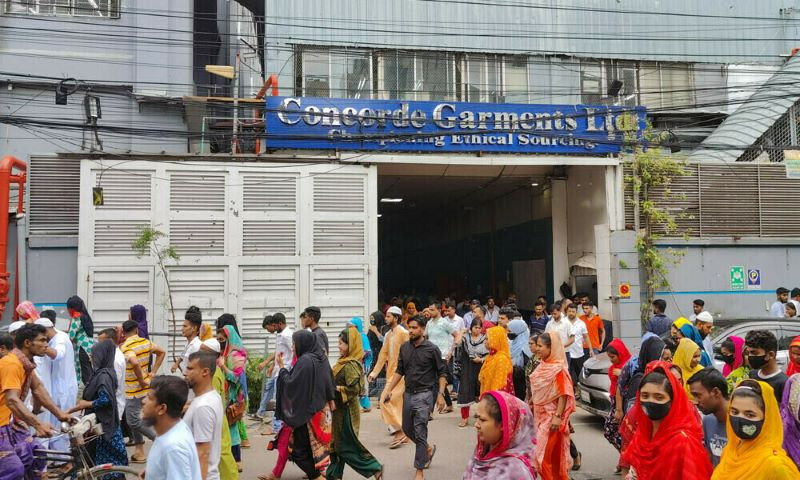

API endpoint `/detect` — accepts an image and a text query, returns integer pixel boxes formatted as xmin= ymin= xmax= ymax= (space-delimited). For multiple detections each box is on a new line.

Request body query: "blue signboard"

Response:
xmin=265 ymin=96 xmax=646 ymax=155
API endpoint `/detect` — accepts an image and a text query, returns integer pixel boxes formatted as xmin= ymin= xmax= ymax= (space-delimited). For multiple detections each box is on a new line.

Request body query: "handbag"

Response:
xmin=226 ymin=401 xmax=245 ymax=424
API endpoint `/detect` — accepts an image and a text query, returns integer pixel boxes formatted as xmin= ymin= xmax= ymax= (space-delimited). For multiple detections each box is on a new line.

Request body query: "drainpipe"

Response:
xmin=0 ymin=156 xmax=27 ymax=320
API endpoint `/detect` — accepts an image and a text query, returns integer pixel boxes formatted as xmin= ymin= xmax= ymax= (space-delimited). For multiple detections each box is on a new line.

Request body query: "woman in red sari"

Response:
xmin=529 ymin=331 xmax=575 ymax=480
xmin=621 ymin=360 xmax=713 ymax=480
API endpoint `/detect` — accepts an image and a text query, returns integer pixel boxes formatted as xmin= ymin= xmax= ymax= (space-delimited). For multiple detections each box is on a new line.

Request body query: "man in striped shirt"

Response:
xmin=121 ymin=319 xmax=166 ymax=463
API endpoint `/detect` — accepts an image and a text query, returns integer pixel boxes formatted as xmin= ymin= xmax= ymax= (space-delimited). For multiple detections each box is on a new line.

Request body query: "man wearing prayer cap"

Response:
xmin=695 ymin=310 xmax=715 ymax=365
xmin=7 ymin=321 xmax=24 ymax=338
xmin=36 ymin=315 xmax=76 ymax=452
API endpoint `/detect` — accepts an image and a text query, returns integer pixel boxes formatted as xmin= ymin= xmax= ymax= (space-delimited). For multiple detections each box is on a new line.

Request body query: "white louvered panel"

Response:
xmin=758 ymin=164 xmax=800 ymax=237
xmin=29 ymin=156 xmax=80 ymax=235
xmin=94 ymin=220 xmax=150 ymax=256
xmin=312 ymin=220 xmax=365 ymax=255
xmin=241 ymin=266 xmax=298 ymax=297
xmin=242 ymin=220 xmax=297 ymax=256
xmin=242 ymin=173 xmax=298 ymax=211
xmin=169 ymin=173 xmax=226 ymax=211
xmin=699 ymin=164 xmax=760 ymax=236
xmin=94 ymin=169 xmax=153 ymax=210
xmin=313 ymin=175 xmax=366 ymax=212
xmin=312 ymin=266 xmax=366 ymax=299
xmin=88 ymin=268 xmax=152 ymax=334
xmin=166 ymin=266 xmax=227 ymax=358
xmin=169 ymin=219 xmax=225 ymax=255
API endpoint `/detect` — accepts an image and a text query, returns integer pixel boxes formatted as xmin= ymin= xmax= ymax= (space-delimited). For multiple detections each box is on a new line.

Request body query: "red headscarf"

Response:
xmin=787 ymin=336 xmax=800 ymax=377
xmin=621 ymin=360 xmax=713 ymax=480
xmin=723 ymin=335 xmax=745 ymax=377
xmin=607 ymin=338 xmax=632 ymax=397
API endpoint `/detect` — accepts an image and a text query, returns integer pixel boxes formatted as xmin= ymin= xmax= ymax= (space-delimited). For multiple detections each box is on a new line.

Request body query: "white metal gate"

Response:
xmin=77 ymin=159 xmax=378 ymax=362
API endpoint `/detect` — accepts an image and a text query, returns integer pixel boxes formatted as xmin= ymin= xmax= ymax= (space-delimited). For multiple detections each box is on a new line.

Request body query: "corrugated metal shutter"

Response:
xmin=698 ymin=164 xmax=760 ymax=236
xmin=624 ymin=162 xmax=800 ymax=238
xmin=313 ymin=221 xmax=366 ymax=254
xmin=313 ymin=175 xmax=365 ymax=212
xmin=29 ymin=156 xmax=80 ymax=235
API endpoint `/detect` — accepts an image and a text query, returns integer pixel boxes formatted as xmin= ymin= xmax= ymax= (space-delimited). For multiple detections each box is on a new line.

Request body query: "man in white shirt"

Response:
xmin=35 ymin=316 xmax=77 ymax=453
xmin=484 ymin=296 xmax=500 ymax=325
xmin=257 ymin=313 xmax=293 ymax=435
xmin=172 ymin=306 xmax=203 ymax=375
xmin=771 ymin=287 xmax=789 ymax=317
xmin=695 ymin=311 xmax=716 ymax=362
xmin=184 ymin=352 xmax=224 ymax=480
xmin=462 ymin=299 xmax=481 ymax=326
xmin=544 ymin=303 xmax=571 ymax=348
xmin=688 ymin=299 xmax=705 ymax=323
xmin=97 ymin=328 xmax=127 ymax=423
xmin=444 ymin=302 xmax=465 ymax=334
xmin=563 ymin=304 xmax=593 ymax=392
xmin=142 ymin=376 xmax=202 ymax=480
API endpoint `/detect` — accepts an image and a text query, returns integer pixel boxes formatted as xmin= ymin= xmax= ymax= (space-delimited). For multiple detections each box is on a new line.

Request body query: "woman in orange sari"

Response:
xmin=478 ymin=326 xmax=514 ymax=396
xmin=530 ymin=331 xmax=576 ymax=480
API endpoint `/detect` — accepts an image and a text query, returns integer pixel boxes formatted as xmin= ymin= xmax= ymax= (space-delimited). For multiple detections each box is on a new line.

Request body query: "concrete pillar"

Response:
xmin=551 ymin=179 xmax=570 ymax=298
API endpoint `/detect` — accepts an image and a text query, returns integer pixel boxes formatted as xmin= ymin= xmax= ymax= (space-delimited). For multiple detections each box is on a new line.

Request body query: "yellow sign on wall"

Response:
xmin=618 ymin=282 xmax=631 ymax=298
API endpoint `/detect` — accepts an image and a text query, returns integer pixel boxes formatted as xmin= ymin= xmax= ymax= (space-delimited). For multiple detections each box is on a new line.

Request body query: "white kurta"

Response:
xmin=33 ymin=353 xmax=53 ymax=448
xmin=113 ymin=347 xmax=126 ymax=420
xmin=47 ymin=330 xmax=78 ymax=452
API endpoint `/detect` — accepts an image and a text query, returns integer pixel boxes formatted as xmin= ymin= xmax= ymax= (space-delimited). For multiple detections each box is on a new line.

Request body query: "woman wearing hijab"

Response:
xmin=507 ymin=319 xmax=531 ymax=401
xmin=674 ymin=338 xmax=704 ymax=396
xmin=603 ymin=338 xmax=631 ymax=470
xmin=678 ymin=323 xmax=712 ymax=367
xmin=326 ymin=327 xmax=383 ymax=480
xmin=529 ymin=331 xmax=575 ymax=479
xmin=277 ymin=330 xmax=336 ymax=480
xmin=786 ymin=336 xmax=800 ymax=377
xmin=713 ymin=379 xmax=800 ymax=479
xmin=462 ymin=390 xmax=537 ymax=480
xmin=781 ymin=374 xmax=800 ymax=468
xmin=218 ymin=324 xmax=248 ymax=471
xmin=721 ymin=335 xmax=749 ymax=392
xmin=621 ymin=361 xmax=713 ymax=480
xmin=348 ymin=317 xmax=373 ymax=413
xmin=128 ymin=304 xmax=148 ymax=340
xmin=478 ymin=326 xmax=514 ymax=396
xmin=67 ymin=340 xmax=128 ymax=478
xmin=67 ymin=295 xmax=94 ymax=385
xmin=401 ymin=301 xmax=417 ymax=329
xmin=671 ymin=317 xmax=691 ymax=341
xmin=217 ymin=313 xmax=249 ymax=450
xmin=616 ymin=334 xmax=666 ymax=476
xmin=456 ymin=318 xmax=488 ymax=427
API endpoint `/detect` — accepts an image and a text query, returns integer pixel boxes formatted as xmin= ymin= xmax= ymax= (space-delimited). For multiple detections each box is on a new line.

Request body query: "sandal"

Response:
xmin=571 ymin=452 xmax=582 ymax=471
xmin=389 ymin=436 xmax=409 ymax=449
xmin=374 ymin=465 xmax=384 ymax=480
xmin=130 ymin=455 xmax=147 ymax=464
xmin=424 ymin=444 xmax=437 ymax=469
xmin=458 ymin=419 xmax=469 ymax=428
xmin=258 ymin=475 xmax=278 ymax=480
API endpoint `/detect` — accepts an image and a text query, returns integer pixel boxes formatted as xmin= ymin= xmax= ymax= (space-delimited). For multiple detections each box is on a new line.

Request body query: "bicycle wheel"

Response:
xmin=85 ymin=465 xmax=142 ymax=479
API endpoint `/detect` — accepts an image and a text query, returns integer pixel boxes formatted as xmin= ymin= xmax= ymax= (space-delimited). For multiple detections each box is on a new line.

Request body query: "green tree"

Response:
xmin=132 ymin=227 xmax=180 ymax=355
xmin=624 ymin=120 xmax=689 ymax=324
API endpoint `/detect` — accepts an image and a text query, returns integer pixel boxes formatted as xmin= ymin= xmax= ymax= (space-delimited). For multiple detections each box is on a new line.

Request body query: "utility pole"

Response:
xmin=232 ymin=52 xmax=240 ymax=154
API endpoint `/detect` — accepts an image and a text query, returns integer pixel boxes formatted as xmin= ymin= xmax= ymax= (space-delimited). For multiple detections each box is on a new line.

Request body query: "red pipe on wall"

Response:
xmin=0 ymin=156 xmax=27 ymax=319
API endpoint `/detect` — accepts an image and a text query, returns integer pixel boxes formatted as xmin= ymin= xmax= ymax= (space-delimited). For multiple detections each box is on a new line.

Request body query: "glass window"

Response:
xmin=465 ymin=54 xmax=501 ymax=102
xmin=504 ymin=56 xmax=529 ymax=104
xmin=303 ymin=51 xmax=331 ymax=97
xmin=661 ymin=63 xmax=694 ymax=108
xmin=639 ymin=62 xmax=662 ymax=108
xmin=416 ymin=53 xmax=455 ymax=101
xmin=580 ymin=60 xmax=604 ymax=104
xmin=5 ymin=0 xmax=118 ymax=17
xmin=605 ymin=61 xmax=639 ymax=107
xmin=331 ymin=51 xmax=372 ymax=99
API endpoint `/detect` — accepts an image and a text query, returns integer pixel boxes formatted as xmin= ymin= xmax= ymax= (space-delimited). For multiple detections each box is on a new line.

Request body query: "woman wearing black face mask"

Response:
xmin=720 ymin=336 xmax=749 ymax=393
xmin=620 ymin=361 xmax=713 ymax=480
xmin=711 ymin=380 xmax=799 ymax=479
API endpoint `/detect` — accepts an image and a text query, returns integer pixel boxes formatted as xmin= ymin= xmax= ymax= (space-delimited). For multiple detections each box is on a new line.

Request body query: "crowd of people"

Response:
xmin=3 ymin=290 xmax=800 ymax=479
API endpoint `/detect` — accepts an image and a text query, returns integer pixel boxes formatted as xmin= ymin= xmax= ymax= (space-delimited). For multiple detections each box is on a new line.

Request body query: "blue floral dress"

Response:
xmin=92 ymin=389 xmax=128 ymax=479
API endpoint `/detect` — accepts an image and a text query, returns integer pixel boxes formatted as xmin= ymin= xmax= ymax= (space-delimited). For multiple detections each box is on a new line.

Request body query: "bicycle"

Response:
xmin=35 ymin=413 xmax=141 ymax=479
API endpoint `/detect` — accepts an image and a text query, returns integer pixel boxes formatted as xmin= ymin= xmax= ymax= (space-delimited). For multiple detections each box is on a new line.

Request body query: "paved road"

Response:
xmin=232 ymin=406 xmax=620 ymax=480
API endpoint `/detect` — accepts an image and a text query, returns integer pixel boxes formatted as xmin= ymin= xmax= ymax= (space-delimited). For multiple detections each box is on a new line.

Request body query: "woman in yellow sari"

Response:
xmin=712 ymin=379 xmax=800 ymax=479
xmin=673 ymin=338 xmax=703 ymax=396
xmin=478 ymin=326 xmax=514 ymax=396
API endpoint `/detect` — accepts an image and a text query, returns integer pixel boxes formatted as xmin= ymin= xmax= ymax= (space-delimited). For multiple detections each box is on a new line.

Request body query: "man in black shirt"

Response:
xmin=383 ymin=315 xmax=446 ymax=480
xmin=745 ymin=329 xmax=788 ymax=404
xmin=301 ymin=306 xmax=328 ymax=356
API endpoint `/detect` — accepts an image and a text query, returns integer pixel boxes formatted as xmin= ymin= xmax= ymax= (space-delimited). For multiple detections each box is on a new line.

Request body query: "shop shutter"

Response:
xmin=29 ymin=156 xmax=80 ymax=235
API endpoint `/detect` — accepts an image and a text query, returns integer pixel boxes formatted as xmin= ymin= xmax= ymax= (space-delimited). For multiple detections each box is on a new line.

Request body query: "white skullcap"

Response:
xmin=696 ymin=311 xmax=714 ymax=324
xmin=8 ymin=321 xmax=24 ymax=334
xmin=387 ymin=306 xmax=402 ymax=317
xmin=34 ymin=318 xmax=54 ymax=328
xmin=202 ymin=338 xmax=221 ymax=353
